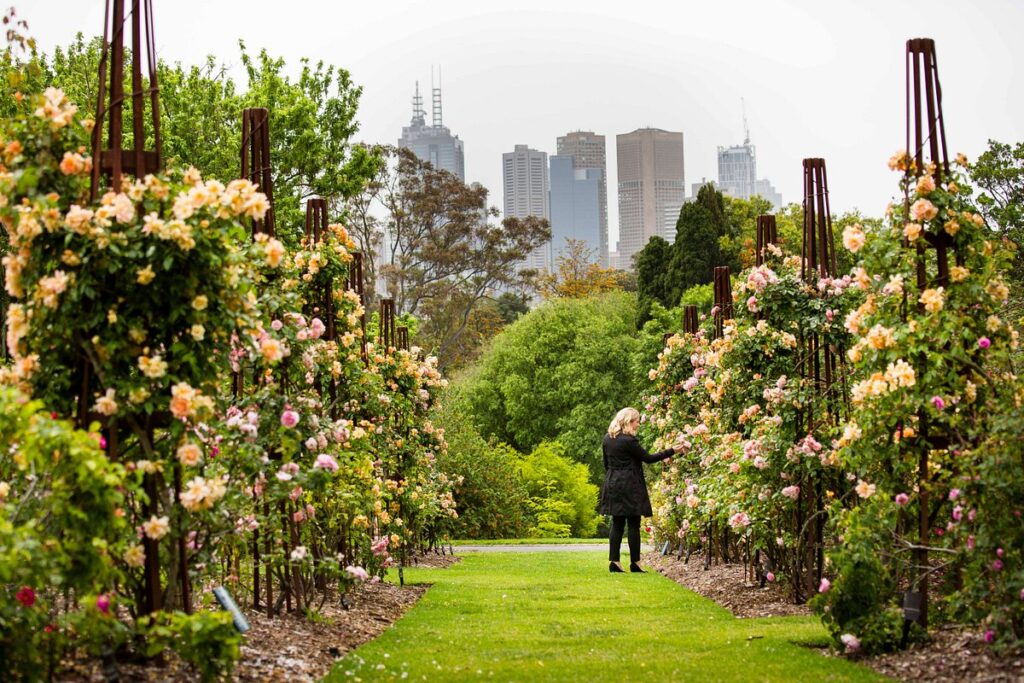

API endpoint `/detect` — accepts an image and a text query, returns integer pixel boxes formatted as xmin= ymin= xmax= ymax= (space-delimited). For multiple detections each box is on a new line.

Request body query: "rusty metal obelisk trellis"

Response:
xmin=791 ymin=157 xmax=845 ymax=602
xmin=682 ymin=305 xmax=699 ymax=335
xmin=304 ymin=198 xmax=336 ymax=339
xmin=755 ymin=214 xmax=778 ymax=267
xmin=87 ymin=0 xmax=177 ymax=616
xmin=904 ymin=37 xmax=954 ymax=629
xmin=241 ymin=107 xmax=276 ymax=237
xmin=712 ymin=266 xmax=733 ymax=340
xmin=379 ymin=299 xmax=397 ymax=350
xmin=347 ymin=252 xmax=369 ymax=362
xmin=90 ymin=0 xmax=161 ymax=201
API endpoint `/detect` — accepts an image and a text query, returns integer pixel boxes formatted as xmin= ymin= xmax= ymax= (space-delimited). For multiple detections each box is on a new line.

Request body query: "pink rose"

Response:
xmin=819 ymin=578 xmax=831 ymax=593
xmin=978 ymin=337 xmax=991 ymax=349
xmin=993 ymin=559 xmax=1004 ymax=571
xmin=280 ymin=409 xmax=300 ymax=428
xmin=96 ymin=594 xmax=110 ymax=614
xmin=782 ymin=485 xmax=800 ymax=500
xmin=949 ymin=488 xmax=960 ymax=501
xmin=314 ymin=454 xmax=339 ymax=472
xmin=984 ymin=630 xmax=995 ymax=644
xmin=932 ymin=396 xmax=945 ymax=410
xmin=766 ymin=571 xmax=775 ymax=582
xmin=895 ymin=493 xmax=909 ymax=506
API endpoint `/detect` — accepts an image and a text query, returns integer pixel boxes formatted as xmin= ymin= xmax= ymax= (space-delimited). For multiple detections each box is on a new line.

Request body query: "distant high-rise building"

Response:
xmin=398 ymin=81 xmax=465 ymax=182
xmin=717 ymin=142 xmax=757 ymax=200
xmin=556 ymin=131 xmax=608 ymax=265
xmin=716 ymin=121 xmax=783 ymax=210
xmin=616 ymin=127 xmax=685 ymax=268
xmin=549 ymin=155 xmax=601 ymax=263
xmin=503 ymin=144 xmax=550 ymax=272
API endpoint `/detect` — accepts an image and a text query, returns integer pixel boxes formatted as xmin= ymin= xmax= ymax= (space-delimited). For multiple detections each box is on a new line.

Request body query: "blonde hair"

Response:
xmin=608 ymin=407 xmax=640 ymax=438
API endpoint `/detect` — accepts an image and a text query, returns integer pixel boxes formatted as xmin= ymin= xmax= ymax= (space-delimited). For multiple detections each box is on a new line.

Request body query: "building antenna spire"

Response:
xmin=432 ymin=65 xmax=443 ymax=128
xmin=742 ymin=97 xmax=750 ymax=145
xmin=411 ymin=81 xmax=425 ymax=126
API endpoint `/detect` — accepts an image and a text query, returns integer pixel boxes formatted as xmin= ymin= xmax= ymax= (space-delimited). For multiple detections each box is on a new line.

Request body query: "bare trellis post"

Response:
xmin=682 ymin=305 xmax=699 ymax=335
xmin=241 ymin=107 xmax=276 ymax=237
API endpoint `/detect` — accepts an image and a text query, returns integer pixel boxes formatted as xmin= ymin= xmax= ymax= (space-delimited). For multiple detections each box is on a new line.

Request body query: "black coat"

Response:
xmin=598 ymin=433 xmax=673 ymax=517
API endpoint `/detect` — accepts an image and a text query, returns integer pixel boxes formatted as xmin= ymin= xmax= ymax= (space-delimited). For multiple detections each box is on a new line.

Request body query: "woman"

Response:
xmin=599 ymin=407 xmax=682 ymax=573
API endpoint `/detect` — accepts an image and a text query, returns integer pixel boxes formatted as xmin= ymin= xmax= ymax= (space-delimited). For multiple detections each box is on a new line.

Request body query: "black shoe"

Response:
xmin=629 ymin=562 xmax=646 ymax=573
xmin=609 ymin=562 xmax=625 ymax=573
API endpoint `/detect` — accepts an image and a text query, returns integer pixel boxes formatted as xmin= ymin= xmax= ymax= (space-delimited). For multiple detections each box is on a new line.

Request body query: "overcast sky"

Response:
xmin=28 ymin=0 xmax=1024 ymax=248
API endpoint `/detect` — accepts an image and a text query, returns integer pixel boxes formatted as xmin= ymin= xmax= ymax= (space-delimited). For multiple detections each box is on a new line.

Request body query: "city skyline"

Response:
xmin=32 ymin=0 xmax=1024 ymax=251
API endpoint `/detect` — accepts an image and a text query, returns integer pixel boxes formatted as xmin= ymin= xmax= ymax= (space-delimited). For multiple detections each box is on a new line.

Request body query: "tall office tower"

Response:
xmin=616 ymin=127 xmax=686 ymax=268
xmin=548 ymin=155 xmax=601 ymax=263
xmin=717 ymin=109 xmax=783 ymax=210
xmin=502 ymin=145 xmax=550 ymax=272
xmin=556 ymin=131 xmax=608 ymax=265
xmin=398 ymin=81 xmax=465 ymax=182
xmin=717 ymin=142 xmax=757 ymax=200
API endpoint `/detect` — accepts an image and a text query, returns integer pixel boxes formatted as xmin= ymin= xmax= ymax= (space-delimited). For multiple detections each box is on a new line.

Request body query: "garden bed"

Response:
xmin=644 ymin=551 xmax=1024 ymax=682
xmin=61 ymin=553 xmax=461 ymax=682
xmin=643 ymin=550 xmax=810 ymax=618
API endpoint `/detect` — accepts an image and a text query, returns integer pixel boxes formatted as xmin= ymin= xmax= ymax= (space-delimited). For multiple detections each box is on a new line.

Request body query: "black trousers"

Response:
xmin=609 ymin=515 xmax=641 ymax=563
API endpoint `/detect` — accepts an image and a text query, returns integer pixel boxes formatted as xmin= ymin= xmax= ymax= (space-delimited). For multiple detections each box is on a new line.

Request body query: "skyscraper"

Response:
xmin=716 ymin=121 xmax=783 ymax=210
xmin=556 ymin=131 xmax=608 ymax=265
xmin=398 ymin=81 xmax=465 ymax=182
xmin=502 ymin=145 xmax=550 ymax=272
xmin=549 ymin=155 xmax=601 ymax=263
xmin=616 ymin=128 xmax=685 ymax=268
xmin=717 ymin=142 xmax=757 ymax=200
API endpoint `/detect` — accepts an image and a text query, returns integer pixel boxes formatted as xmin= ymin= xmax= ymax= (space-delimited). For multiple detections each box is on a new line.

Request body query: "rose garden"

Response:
xmin=1 ymin=2 xmax=1023 ymax=682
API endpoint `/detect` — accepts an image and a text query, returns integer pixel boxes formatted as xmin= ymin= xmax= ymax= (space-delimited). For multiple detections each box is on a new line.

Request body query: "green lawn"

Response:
xmin=450 ymin=538 xmax=604 ymax=545
xmin=326 ymin=552 xmax=887 ymax=682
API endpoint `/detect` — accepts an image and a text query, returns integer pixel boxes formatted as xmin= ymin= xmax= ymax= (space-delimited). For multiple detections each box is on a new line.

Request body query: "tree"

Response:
xmin=347 ymin=145 xmax=550 ymax=368
xmin=12 ymin=34 xmax=377 ymax=244
xmin=634 ymin=235 xmax=673 ymax=325
xmin=456 ymin=291 xmax=641 ymax=481
xmin=666 ymin=183 xmax=728 ymax=296
xmin=538 ymin=238 xmax=621 ymax=299
xmin=971 ymin=139 xmax=1024 ymax=282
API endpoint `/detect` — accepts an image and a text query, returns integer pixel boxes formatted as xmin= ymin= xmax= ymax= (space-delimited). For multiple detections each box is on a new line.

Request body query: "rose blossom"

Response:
xmin=96 ymin=594 xmax=111 ymax=614
xmin=895 ymin=493 xmax=909 ymax=506
xmin=280 ymin=409 xmax=300 ymax=428
xmin=782 ymin=486 xmax=800 ymax=500
xmin=346 ymin=565 xmax=370 ymax=581
xmin=993 ymin=559 xmax=1004 ymax=572
xmin=949 ymin=489 xmax=961 ymax=501
xmin=978 ymin=337 xmax=991 ymax=349
xmin=819 ymin=578 xmax=831 ymax=593
xmin=766 ymin=572 xmax=775 ymax=582
xmin=932 ymin=396 xmax=945 ymax=411
xmin=15 ymin=586 xmax=36 ymax=607
xmin=314 ymin=454 xmax=339 ymax=472
xmin=840 ymin=633 xmax=861 ymax=653
xmin=984 ymin=630 xmax=995 ymax=644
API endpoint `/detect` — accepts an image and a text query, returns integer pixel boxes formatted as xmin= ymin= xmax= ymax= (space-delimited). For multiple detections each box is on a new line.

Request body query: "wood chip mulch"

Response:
xmin=58 ymin=553 xmax=461 ymax=682
xmin=643 ymin=550 xmax=810 ymax=618
xmin=644 ymin=550 xmax=1024 ymax=682
xmin=860 ymin=626 xmax=1024 ymax=683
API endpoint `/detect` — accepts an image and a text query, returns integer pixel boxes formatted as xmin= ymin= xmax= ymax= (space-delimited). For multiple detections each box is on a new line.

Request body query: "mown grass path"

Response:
xmin=326 ymin=552 xmax=888 ymax=682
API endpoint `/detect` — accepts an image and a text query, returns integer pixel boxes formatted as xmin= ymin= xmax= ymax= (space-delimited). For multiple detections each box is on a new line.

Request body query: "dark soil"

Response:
xmin=59 ymin=553 xmax=461 ymax=682
xmin=644 ymin=551 xmax=1024 ymax=682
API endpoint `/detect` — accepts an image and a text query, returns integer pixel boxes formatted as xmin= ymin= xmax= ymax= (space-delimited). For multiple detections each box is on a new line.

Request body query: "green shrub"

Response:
xmin=519 ymin=442 xmax=599 ymax=538
xmin=433 ymin=391 xmax=530 ymax=539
